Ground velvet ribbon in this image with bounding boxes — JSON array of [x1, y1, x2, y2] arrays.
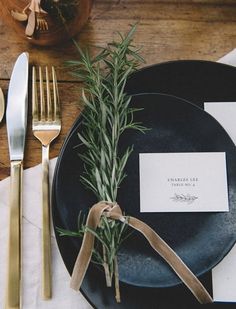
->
[[70, 201, 213, 304]]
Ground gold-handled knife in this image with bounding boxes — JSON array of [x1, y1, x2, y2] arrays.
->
[[5, 52, 29, 309]]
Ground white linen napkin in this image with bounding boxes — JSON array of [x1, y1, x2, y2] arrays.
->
[[0, 158, 91, 308], [1, 49, 236, 308], [218, 48, 236, 66], [206, 50, 236, 302]]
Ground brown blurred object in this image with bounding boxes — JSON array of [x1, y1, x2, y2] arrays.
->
[[0, 0, 93, 46]]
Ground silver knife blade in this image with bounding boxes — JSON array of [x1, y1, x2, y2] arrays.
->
[[6, 52, 29, 161]]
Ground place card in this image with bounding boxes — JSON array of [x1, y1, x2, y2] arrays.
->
[[139, 152, 229, 213]]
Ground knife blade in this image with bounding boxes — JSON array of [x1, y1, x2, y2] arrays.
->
[[5, 52, 29, 309]]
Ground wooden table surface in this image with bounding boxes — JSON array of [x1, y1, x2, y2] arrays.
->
[[1, 0, 236, 180]]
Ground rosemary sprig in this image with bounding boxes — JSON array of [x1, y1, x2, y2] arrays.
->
[[69, 24, 145, 202], [59, 25, 145, 302]]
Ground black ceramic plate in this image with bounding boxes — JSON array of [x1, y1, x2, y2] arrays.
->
[[125, 60, 236, 106], [53, 92, 236, 308]]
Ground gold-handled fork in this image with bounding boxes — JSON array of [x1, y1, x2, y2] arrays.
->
[[32, 66, 61, 300]]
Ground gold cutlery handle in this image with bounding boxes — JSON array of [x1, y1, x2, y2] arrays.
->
[[6, 161, 22, 309], [42, 144, 52, 299]]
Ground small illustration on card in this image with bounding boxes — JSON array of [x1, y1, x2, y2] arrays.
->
[[139, 152, 229, 213]]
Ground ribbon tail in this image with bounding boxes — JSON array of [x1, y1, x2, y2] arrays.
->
[[127, 216, 213, 304], [70, 202, 110, 291]]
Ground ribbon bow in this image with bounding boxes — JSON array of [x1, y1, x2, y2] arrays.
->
[[70, 201, 213, 304]]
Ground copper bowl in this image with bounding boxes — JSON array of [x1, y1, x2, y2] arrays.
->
[[0, 0, 93, 46]]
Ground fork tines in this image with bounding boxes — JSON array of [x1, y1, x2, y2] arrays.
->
[[32, 66, 60, 126]]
